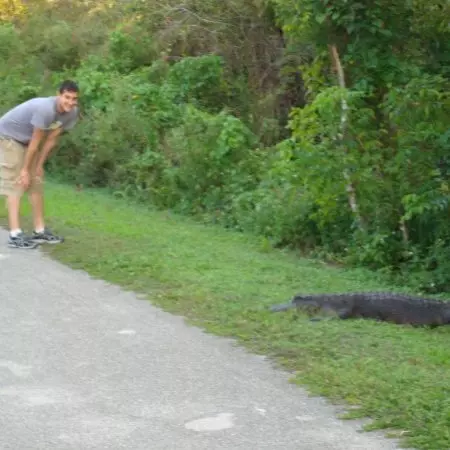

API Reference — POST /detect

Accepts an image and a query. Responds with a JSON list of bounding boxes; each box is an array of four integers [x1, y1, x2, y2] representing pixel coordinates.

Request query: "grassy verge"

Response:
[[2, 181, 450, 449]]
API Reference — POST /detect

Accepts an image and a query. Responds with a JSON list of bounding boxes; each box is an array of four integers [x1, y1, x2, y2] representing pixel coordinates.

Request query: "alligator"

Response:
[[269, 292, 450, 326]]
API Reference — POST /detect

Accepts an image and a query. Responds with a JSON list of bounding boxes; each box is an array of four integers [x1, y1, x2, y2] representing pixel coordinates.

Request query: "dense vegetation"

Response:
[[1, 0, 449, 292]]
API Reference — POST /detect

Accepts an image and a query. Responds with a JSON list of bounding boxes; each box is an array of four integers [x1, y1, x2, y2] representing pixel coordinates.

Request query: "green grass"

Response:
[[2, 181, 450, 449]]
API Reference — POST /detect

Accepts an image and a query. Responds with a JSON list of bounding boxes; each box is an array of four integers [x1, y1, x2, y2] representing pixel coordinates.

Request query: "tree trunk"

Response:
[[328, 43, 366, 230]]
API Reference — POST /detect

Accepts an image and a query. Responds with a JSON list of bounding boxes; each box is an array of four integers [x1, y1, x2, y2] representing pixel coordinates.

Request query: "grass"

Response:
[[2, 181, 450, 449]]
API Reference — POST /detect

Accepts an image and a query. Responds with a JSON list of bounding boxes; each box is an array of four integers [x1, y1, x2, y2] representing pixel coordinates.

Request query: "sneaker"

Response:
[[8, 232, 40, 249], [31, 227, 64, 245]]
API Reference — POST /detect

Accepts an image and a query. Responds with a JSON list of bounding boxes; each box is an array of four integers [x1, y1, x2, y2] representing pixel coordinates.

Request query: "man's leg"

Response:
[[0, 138, 38, 249], [6, 194, 22, 232], [5, 194, 39, 249], [28, 189, 45, 232], [28, 173, 64, 245]]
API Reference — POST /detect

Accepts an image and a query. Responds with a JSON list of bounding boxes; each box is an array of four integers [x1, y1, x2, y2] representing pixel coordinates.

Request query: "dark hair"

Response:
[[59, 80, 79, 94]]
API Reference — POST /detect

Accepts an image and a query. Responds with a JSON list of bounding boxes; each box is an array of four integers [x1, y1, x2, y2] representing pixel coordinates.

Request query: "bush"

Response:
[[3, 0, 450, 294], [161, 105, 260, 216]]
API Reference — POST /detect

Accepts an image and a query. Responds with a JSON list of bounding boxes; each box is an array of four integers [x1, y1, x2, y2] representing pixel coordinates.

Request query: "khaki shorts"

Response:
[[0, 136, 43, 197]]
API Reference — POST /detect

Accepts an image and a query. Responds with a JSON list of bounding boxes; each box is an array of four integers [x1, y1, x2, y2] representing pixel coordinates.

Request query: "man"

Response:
[[0, 80, 79, 249]]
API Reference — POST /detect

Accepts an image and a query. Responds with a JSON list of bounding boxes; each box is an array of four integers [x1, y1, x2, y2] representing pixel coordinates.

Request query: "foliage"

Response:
[[0, 0, 449, 293], [268, 0, 450, 290]]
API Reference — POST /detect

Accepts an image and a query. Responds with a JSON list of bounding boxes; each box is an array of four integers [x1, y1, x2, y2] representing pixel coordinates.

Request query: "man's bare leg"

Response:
[[28, 189, 45, 232], [6, 193, 39, 249], [6, 194, 22, 233], [28, 188, 64, 244]]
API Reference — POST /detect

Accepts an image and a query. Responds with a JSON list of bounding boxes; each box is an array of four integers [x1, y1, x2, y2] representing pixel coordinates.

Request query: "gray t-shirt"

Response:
[[0, 96, 78, 144]]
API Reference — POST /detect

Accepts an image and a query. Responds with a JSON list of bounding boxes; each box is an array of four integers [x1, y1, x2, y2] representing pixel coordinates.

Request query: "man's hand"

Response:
[[17, 169, 30, 189]]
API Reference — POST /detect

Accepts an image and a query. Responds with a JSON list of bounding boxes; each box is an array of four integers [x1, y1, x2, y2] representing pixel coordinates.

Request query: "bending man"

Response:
[[0, 80, 79, 249]]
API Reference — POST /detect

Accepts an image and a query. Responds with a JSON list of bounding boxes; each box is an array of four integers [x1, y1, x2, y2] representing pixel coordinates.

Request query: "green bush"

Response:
[[2, 0, 450, 294], [161, 105, 259, 215], [108, 25, 157, 73], [165, 55, 227, 112]]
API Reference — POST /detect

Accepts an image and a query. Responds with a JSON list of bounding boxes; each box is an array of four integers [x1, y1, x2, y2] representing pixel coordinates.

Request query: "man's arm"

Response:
[[36, 108, 79, 168], [21, 127, 46, 172], [22, 106, 57, 173], [35, 127, 63, 168]]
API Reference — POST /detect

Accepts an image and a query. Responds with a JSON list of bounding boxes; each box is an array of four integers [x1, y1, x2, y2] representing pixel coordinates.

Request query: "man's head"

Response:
[[56, 80, 79, 114]]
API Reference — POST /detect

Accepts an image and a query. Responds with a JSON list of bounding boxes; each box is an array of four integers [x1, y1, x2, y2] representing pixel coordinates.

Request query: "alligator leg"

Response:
[[336, 308, 354, 320]]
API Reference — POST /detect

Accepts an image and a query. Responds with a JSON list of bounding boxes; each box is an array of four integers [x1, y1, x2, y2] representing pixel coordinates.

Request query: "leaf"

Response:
[[315, 13, 328, 24]]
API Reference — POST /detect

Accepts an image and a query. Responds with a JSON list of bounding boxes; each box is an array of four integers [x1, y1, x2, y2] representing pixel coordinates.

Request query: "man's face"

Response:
[[57, 89, 78, 113]]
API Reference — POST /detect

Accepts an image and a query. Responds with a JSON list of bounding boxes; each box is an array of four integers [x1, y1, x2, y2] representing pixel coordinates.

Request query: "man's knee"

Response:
[[28, 176, 44, 195]]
